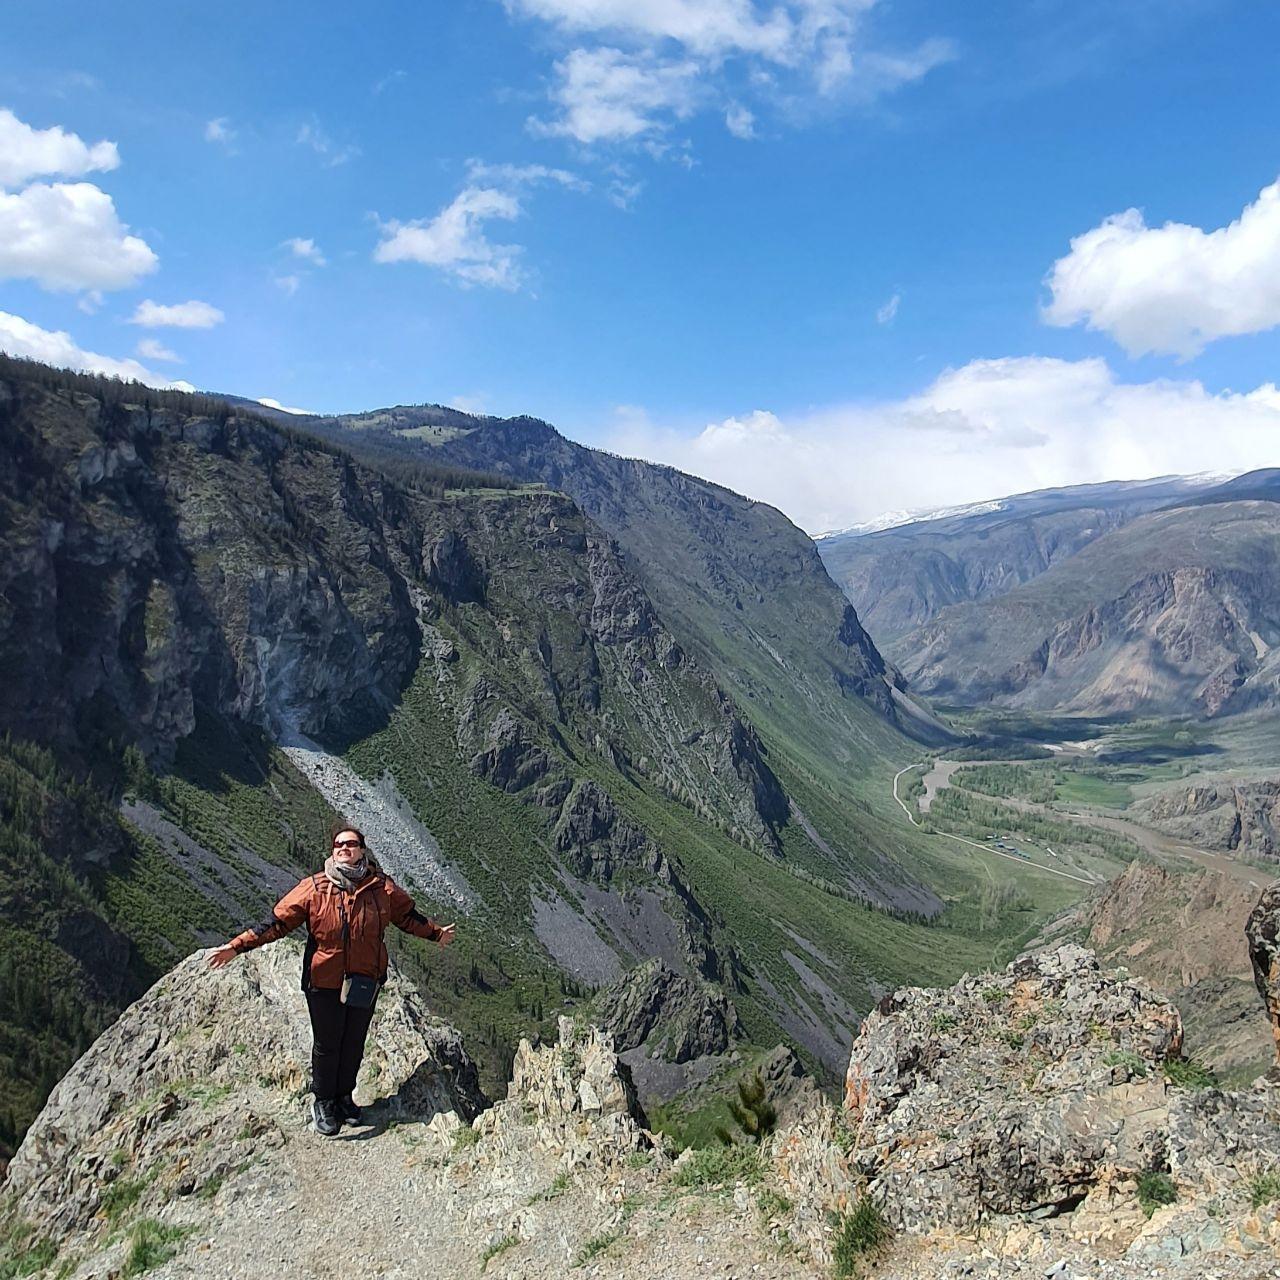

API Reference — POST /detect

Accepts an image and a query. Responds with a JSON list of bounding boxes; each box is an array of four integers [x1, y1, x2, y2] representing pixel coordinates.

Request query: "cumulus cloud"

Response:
[[136, 337, 181, 363], [0, 309, 191, 389], [374, 163, 585, 289], [283, 236, 326, 265], [128, 299, 225, 329], [273, 274, 302, 296], [605, 356, 1280, 534], [375, 187, 525, 288], [1044, 178, 1280, 358], [530, 48, 701, 143], [0, 181, 157, 292], [0, 107, 118, 188], [509, 1, 951, 149]]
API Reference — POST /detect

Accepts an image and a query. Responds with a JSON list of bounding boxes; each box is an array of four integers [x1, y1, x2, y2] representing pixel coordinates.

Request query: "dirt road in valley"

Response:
[[917, 760, 1269, 891]]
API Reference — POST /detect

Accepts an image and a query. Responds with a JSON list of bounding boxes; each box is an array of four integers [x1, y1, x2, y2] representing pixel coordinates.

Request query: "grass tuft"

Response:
[[672, 1144, 763, 1189], [831, 1197, 890, 1277]]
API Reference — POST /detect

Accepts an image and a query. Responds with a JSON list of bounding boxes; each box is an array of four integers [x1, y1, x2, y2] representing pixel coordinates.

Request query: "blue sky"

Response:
[[3, 0, 1280, 530]]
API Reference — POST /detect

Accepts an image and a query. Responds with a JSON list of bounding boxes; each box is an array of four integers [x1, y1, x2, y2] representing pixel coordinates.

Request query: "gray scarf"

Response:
[[324, 853, 369, 892]]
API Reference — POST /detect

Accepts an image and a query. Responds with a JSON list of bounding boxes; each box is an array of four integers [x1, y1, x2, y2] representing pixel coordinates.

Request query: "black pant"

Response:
[[306, 988, 377, 1102]]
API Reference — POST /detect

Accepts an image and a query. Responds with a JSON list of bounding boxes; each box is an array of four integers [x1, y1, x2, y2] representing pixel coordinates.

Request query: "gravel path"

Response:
[[146, 1106, 820, 1280]]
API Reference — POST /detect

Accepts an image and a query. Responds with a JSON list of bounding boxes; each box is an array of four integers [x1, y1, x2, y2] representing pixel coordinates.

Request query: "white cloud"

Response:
[[0, 181, 157, 292], [530, 47, 701, 143], [0, 309, 190, 388], [273, 274, 302, 296], [605, 356, 1280, 534], [257, 396, 316, 415], [374, 163, 585, 290], [1044, 177, 1280, 358], [283, 236, 327, 265], [875, 292, 899, 325], [508, 1, 952, 150], [204, 116, 236, 149], [375, 187, 525, 289], [296, 120, 360, 166], [725, 102, 756, 139], [0, 108, 118, 188], [128, 299, 225, 329], [136, 337, 181, 363]]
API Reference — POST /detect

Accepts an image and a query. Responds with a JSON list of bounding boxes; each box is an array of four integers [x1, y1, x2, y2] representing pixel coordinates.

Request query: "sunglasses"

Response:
[[333, 838, 363, 849]]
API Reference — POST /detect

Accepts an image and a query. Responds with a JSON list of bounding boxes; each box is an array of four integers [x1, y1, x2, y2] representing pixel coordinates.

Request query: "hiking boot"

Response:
[[337, 1094, 363, 1126], [311, 1097, 341, 1137]]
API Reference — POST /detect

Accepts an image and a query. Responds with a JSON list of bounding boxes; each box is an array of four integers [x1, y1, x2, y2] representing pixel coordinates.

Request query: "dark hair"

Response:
[[330, 824, 366, 847]]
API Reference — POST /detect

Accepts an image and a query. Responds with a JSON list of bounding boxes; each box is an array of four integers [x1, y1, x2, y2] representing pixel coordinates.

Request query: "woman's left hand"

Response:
[[437, 923, 456, 949]]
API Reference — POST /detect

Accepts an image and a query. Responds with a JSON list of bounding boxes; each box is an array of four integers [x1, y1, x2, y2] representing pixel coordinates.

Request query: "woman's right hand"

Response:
[[206, 945, 239, 969]]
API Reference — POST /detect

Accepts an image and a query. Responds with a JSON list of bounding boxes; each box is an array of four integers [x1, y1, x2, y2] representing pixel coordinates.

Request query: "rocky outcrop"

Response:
[[506, 1016, 648, 1134], [1063, 862, 1275, 1082], [772, 943, 1280, 1268], [5, 940, 483, 1248], [1246, 883, 1280, 1064], [841, 944, 1184, 1226], [592, 959, 743, 1064], [1136, 779, 1280, 860]]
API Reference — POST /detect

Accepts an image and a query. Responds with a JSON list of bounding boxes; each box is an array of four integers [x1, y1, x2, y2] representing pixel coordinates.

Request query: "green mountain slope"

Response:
[[0, 363, 1080, 1163], [296, 405, 951, 882]]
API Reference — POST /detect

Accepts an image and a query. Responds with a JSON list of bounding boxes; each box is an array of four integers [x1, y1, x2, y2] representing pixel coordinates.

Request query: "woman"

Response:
[[207, 825, 455, 1136]]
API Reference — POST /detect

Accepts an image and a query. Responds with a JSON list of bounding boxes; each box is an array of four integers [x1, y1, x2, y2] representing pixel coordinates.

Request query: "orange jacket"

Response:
[[229, 869, 443, 990]]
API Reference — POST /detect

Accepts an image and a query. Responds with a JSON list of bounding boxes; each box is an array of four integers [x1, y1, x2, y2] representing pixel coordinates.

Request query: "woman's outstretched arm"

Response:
[[386, 880, 455, 949], [207, 878, 313, 968]]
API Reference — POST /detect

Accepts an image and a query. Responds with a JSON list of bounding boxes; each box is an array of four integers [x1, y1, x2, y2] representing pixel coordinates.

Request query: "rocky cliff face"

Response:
[[891, 502, 1280, 718], [1056, 861, 1276, 1083], [1135, 779, 1280, 859]]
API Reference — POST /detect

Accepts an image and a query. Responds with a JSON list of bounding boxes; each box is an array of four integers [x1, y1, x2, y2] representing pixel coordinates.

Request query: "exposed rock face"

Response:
[[818, 476, 1217, 645], [506, 1016, 647, 1133], [888, 501, 1280, 718], [1136, 779, 1280, 860], [1246, 883, 1280, 1063], [1068, 862, 1274, 1082], [592, 959, 743, 1064], [771, 943, 1280, 1268], [5, 941, 483, 1246], [841, 944, 1184, 1228]]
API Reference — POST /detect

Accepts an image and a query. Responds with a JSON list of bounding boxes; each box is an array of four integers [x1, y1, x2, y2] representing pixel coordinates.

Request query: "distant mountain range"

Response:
[[820, 471, 1280, 717]]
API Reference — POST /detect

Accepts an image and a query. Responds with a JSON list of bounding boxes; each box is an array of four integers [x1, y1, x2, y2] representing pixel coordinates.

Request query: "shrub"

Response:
[[1136, 1171, 1177, 1217], [716, 1071, 777, 1145], [831, 1197, 890, 1277]]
